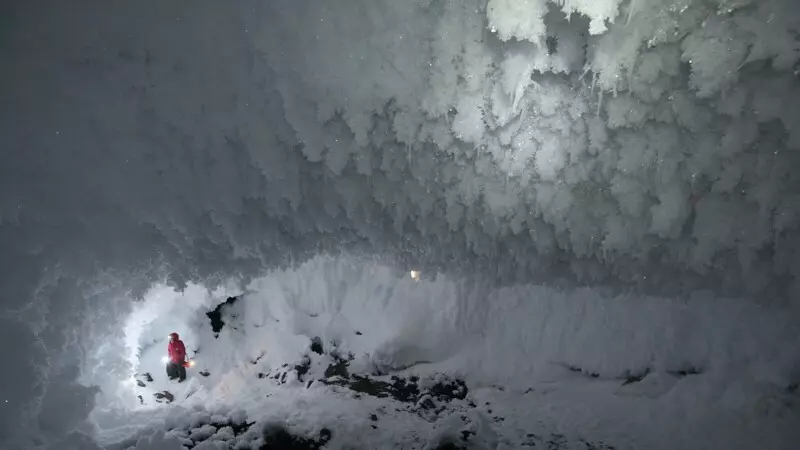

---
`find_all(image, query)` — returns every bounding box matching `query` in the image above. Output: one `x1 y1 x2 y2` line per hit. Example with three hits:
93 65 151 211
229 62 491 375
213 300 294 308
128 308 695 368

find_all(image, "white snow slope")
0 0 799 448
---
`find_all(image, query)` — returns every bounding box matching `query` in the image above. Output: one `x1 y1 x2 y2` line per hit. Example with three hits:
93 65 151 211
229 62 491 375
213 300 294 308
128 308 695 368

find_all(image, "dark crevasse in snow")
206 296 240 336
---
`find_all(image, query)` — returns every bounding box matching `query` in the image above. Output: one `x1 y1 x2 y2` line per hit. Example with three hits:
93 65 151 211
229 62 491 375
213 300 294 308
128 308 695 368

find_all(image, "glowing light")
410 270 420 281
161 356 169 364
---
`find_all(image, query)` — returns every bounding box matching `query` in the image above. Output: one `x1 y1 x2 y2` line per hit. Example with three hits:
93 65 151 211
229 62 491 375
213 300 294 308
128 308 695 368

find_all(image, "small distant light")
410 270 421 282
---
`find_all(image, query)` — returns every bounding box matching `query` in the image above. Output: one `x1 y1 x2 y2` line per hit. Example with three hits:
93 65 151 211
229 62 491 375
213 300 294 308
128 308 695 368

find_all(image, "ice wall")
1 0 798 446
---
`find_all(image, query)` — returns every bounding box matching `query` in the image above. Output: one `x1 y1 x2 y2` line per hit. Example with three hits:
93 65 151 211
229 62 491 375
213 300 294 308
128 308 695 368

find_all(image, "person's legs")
166 362 177 380
178 364 186 382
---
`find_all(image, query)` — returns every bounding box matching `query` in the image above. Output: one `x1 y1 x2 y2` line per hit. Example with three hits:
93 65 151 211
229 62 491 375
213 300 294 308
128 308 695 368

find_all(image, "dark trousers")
167 361 186 381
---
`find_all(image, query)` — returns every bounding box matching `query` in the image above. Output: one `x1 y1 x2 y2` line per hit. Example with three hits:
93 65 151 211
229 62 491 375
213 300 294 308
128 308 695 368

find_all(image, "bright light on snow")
410 270 421 282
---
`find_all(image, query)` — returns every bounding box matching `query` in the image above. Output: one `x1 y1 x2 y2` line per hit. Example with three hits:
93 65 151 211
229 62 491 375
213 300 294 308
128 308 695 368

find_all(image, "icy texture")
1 0 799 447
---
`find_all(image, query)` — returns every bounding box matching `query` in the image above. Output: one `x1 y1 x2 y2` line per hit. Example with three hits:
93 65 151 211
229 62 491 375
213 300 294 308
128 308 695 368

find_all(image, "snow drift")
0 0 799 447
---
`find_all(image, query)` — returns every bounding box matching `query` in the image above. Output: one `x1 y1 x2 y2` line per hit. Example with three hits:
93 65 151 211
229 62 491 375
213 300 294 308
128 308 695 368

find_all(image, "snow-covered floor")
83 256 800 449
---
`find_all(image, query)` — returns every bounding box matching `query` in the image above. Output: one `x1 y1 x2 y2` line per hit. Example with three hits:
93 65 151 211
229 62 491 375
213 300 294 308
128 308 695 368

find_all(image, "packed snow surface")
0 0 799 448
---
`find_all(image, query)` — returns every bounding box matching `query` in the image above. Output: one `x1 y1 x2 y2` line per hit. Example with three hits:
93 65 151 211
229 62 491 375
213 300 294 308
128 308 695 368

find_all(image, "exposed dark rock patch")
325 358 350 379
144 372 153 382
251 352 265 365
310 336 324 355
136 380 146 388
581 440 617 450
199 370 210 377
622 369 651 386
521 433 616 449
295 356 312 379
231 421 256 436
260 357 312 384
435 442 466 450
154 391 174 403
258 425 331 450
355 331 363 335
206 296 240 337
565 365 600 378
669 366 702 377
429 378 468 401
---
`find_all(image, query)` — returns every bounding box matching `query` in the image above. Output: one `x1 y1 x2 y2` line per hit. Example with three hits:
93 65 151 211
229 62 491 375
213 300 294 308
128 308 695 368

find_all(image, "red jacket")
168 339 186 363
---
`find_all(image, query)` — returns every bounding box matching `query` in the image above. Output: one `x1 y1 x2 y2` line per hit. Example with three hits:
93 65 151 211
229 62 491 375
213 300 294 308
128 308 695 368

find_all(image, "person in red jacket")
167 332 187 382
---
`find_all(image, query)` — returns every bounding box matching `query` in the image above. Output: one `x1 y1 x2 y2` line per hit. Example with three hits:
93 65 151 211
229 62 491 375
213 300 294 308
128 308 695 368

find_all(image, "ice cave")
1 0 799 448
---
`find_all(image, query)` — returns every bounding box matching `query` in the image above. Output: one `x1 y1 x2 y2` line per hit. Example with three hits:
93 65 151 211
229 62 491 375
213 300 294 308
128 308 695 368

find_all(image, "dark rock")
231 421 256 436
670 366 702 377
295 356 311 381
622 369 650 386
418 396 436 410
137 395 144 405
136 380 146 388
258 425 328 450
206 296 239 337
324 359 349 379
318 428 331 445
566 365 600 379
310 337 323 355
370 414 378 421
581 440 617 450
144 373 153 382
153 391 174 403
435 441 465 450
429 378 468 401
199 370 210 377
355 331 363 335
